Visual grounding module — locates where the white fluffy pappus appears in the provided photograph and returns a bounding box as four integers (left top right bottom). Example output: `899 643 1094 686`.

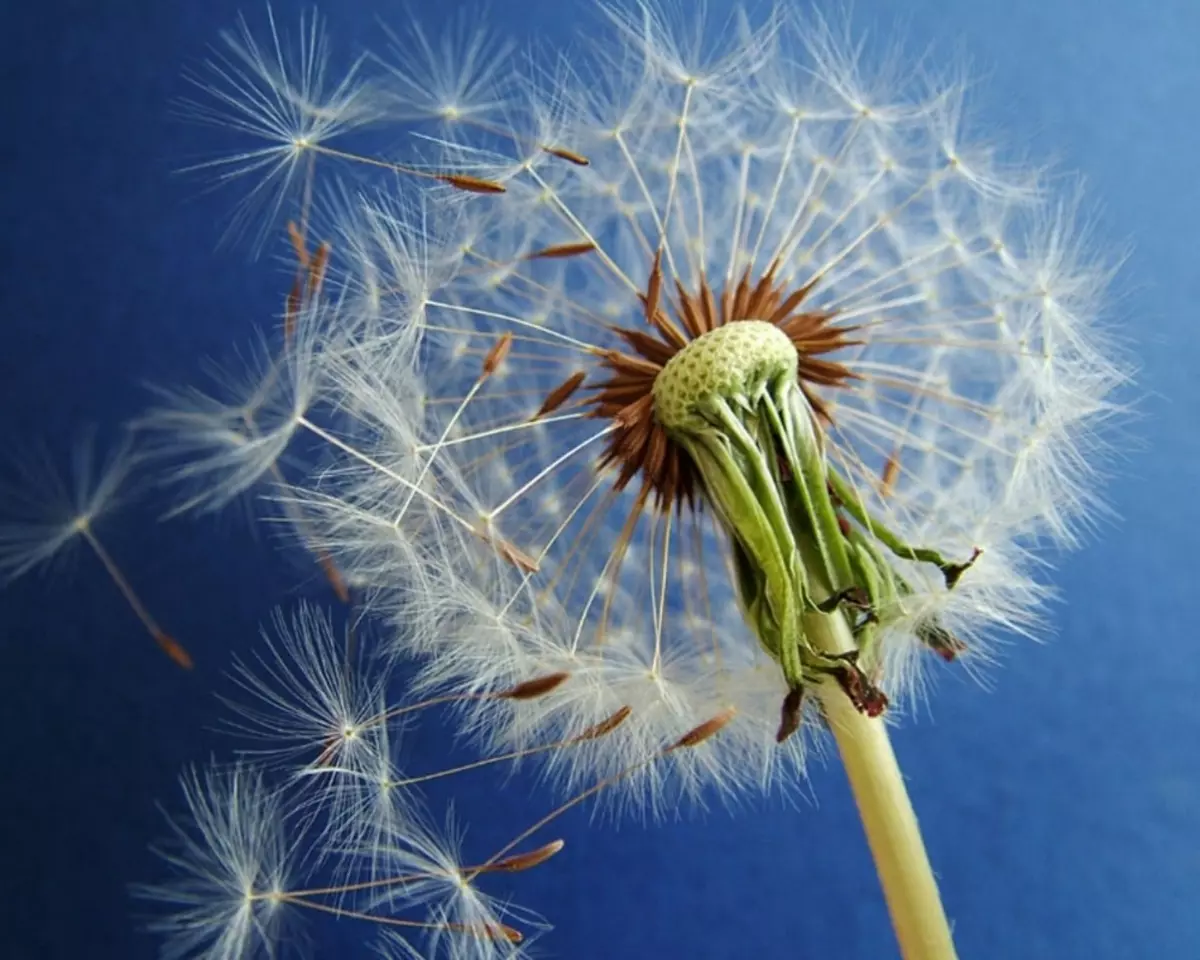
172 1 1128 810
138 748 552 959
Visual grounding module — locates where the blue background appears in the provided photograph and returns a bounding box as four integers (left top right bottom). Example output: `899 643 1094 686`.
2 1 1197 957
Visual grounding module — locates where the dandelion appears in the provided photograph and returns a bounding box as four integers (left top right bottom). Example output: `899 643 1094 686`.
163 2 1129 957
0 433 193 669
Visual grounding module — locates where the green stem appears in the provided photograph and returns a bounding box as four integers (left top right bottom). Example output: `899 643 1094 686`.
806 610 958 960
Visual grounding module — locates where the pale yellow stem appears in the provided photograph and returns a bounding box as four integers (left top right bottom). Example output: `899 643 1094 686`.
807 611 958 960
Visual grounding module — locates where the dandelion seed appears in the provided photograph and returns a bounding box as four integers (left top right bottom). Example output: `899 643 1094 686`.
0 434 191 669
440 173 508 195
498 672 570 701
670 707 738 751
177 4 382 247
140 758 549 960
541 145 589 167
135 765 294 959
133 284 327 519
222 602 388 771
525 241 596 261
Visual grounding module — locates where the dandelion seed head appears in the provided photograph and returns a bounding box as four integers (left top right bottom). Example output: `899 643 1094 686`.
180 1 1127 807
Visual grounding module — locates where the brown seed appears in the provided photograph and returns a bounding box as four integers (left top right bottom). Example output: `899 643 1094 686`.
284 279 301 342
534 370 587 418
767 285 814 325
481 839 565 873
543 145 590 166
482 332 514 376
674 279 703 338
571 705 633 742
441 173 507 194
670 707 737 750
316 551 351 604
744 261 780 319
698 276 717 332
495 538 540 573
154 631 194 671
458 923 523 944
496 924 523 944
880 452 900 498
286 220 309 267
645 249 663 325
500 672 570 700
306 241 331 298
527 241 596 260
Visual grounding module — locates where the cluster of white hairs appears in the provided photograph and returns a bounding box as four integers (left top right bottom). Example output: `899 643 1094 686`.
96 1 1127 956
134 603 575 960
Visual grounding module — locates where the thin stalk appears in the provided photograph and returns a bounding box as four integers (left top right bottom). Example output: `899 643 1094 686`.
807 610 957 960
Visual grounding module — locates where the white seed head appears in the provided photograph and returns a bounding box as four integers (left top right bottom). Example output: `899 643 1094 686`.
166 1 1128 813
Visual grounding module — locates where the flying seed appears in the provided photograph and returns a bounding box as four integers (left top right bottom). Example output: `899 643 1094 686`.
312 734 341 769
81 525 189 673
474 523 540 572
917 621 968 662
284 279 301 341
441 173 507 194
670 707 737 750
495 925 523 944
480 839 565 873
527 241 596 260
153 631 194 671
286 220 309 267
496 538 540 573
571 705 633 742
543 145 590 166
306 241 331 298
456 923 523 944
482 332 514 375
500 672 570 700
880 452 900 497
644 249 663 325
534 370 587 418
316 550 351 604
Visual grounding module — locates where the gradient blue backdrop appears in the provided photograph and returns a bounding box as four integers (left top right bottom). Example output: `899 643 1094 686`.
2 1 1197 958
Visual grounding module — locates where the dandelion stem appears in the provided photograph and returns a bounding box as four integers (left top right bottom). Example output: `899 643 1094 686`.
807 610 957 960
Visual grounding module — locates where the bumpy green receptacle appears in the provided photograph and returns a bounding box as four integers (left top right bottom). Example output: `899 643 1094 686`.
651 320 971 729
653 321 800 430
652 322 852 690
